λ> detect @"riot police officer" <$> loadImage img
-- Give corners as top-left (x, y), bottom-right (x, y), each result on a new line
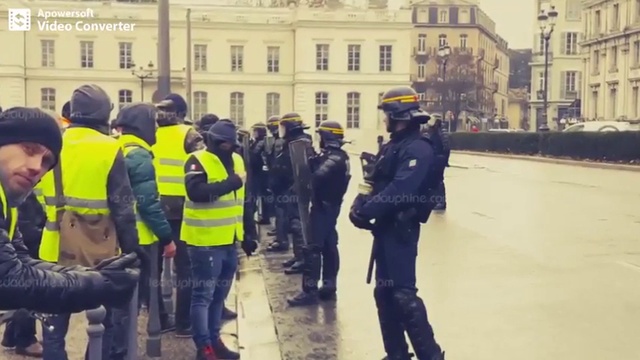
top-left (264, 116), bottom-right (281, 238)
top-left (349, 87), bottom-right (445, 360)
top-left (266, 113), bottom-right (308, 274)
top-left (422, 119), bottom-right (450, 210)
top-left (288, 120), bottom-right (350, 306)
top-left (249, 123), bottom-right (271, 224)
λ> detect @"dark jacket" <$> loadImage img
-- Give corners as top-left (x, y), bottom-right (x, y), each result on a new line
top-left (67, 124), bottom-right (139, 253)
top-left (0, 202), bottom-right (119, 313)
top-left (311, 147), bottom-right (351, 207)
top-left (17, 193), bottom-right (45, 259)
top-left (116, 104), bottom-right (173, 246)
top-left (157, 117), bottom-right (205, 219)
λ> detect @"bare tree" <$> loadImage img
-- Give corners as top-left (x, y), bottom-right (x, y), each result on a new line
top-left (424, 52), bottom-right (480, 119)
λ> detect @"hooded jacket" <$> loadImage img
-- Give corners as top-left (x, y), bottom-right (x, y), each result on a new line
top-left (67, 84), bottom-right (139, 253)
top-left (116, 104), bottom-right (172, 246)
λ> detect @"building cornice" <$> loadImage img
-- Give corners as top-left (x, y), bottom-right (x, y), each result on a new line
top-left (581, 0), bottom-right (609, 10)
top-left (581, 26), bottom-right (640, 46)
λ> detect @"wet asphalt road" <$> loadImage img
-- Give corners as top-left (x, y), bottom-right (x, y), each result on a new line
top-left (259, 153), bottom-right (640, 360)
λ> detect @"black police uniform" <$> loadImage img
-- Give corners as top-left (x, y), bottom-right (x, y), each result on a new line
top-left (288, 121), bottom-right (351, 306)
top-left (424, 123), bottom-right (450, 210)
top-left (236, 129), bottom-right (259, 242)
top-left (350, 87), bottom-right (445, 360)
top-left (249, 123), bottom-right (271, 224)
top-left (263, 116), bottom-right (280, 238)
top-left (266, 113), bottom-right (308, 273)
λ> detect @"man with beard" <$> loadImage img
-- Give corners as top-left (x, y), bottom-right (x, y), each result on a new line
top-left (0, 107), bottom-right (139, 314)
top-left (182, 121), bottom-right (257, 360)
top-left (115, 103), bottom-right (177, 334)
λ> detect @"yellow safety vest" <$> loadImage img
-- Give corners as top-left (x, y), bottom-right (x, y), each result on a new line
top-left (0, 184), bottom-right (17, 240)
top-left (181, 150), bottom-right (245, 247)
top-left (119, 134), bottom-right (158, 246)
top-left (39, 127), bottom-right (120, 262)
top-left (152, 124), bottom-right (191, 197)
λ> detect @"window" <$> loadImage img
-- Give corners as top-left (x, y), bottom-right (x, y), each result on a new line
top-left (564, 71), bottom-right (577, 93)
top-left (538, 72), bottom-right (545, 92)
top-left (193, 91), bottom-right (208, 120)
top-left (612, 3), bottom-right (619, 30)
top-left (417, 34), bottom-right (426, 53)
top-left (636, 0), bottom-right (640, 22)
top-left (194, 44), bottom-right (207, 71)
top-left (609, 88), bottom-right (617, 118)
top-left (459, 34), bottom-right (468, 49)
top-left (438, 34), bottom-right (447, 47)
top-left (80, 41), bottom-right (94, 68)
top-left (379, 45), bottom-right (392, 72)
top-left (595, 10), bottom-right (601, 34)
top-left (316, 44), bottom-right (329, 71)
top-left (230, 92), bottom-right (244, 126)
top-left (417, 61), bottom-right (426, 79)
top-left (634, 41), bottom-right (640, 66)
top-left (118, 90), bottom-right (132, 109)
top-left (347, 44), bottom-right (361, 71)
top-left (591, 90), bottom-right (599, 117)
top-left (40, 88), bottom-right (55, 111)
top-left (231, 46), bottom-right (243, 72)
top-left (564, 32), bottom-right (578, 55)
top-left (346, 92), bottom-right (360, 129)
top-left (314, 92), bottom-right (328, 127)
top-left (439, 10), bottom-right (447, 23)
top-left (610, 46), bottom-right (618, 71)
top-left (565, 0), bottom-right (581, 20)
top-left (267, 46), bottom-right (280, 73)
top-left (266, 92), bottom-right (280, 118)
top-left (119, 42), bottom-right (132, 69)
top-left (538, 35), bottom-right (545, 53)
top-left (593, 50), bottom-right (600, 73)
top-left (41, 40), bottom-right (54, 67)
top-left (633, 86), bottom-right (639, 118)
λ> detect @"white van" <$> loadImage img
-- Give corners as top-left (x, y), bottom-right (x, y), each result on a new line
top-left (562, 121), bottom-right (638, 132)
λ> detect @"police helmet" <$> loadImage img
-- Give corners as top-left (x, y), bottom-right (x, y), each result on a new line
top-left (316, 120), bottom-right (344, 147)
top-left (266, 115), bottom-right (279, 134)
top-left (279, 112), bottom-right (305, 132)
top-left (251, 122), bottom-right (268, 138)
top-left (378, 87), bottom-right (430, 124)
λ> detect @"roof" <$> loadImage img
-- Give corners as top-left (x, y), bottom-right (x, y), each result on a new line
top-left (411, 0), bottom-right (478, 6)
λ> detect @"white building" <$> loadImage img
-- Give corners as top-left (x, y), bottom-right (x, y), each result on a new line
top-left (0, 0), bottom-right (412, 149)
top-left (581, 0), bottom-right (640, 120)
top-left (529, 0), bottom-right (583, 130)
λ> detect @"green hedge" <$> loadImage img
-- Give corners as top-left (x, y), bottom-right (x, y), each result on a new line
top-left (449, 132), bottom-right (640, 162)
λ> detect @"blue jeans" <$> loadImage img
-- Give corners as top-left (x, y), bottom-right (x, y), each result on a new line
top-left (188, 244), bottom-right (238, 349)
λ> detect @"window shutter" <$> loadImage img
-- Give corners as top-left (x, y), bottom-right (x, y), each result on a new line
top-left (560, 71), bottom-right (566, 98)
top-left (576, 72), bottom-right (582, 98)
top-left (560, 32), bottom-right (567, 55)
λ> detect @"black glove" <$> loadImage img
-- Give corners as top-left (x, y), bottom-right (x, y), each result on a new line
top-left (349, 209), bottom-right (374, 230)
top-left (241, 239), bottom-right (258, 256)
top-left (93, 253), bottom-right (141, 308)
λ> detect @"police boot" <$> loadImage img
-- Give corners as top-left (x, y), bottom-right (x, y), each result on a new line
top-left (318, 278), bottom-right (337, 301)
top-left (287, 290), bottom-right (318, 306)
top-left (266, 242), bottom-right (288, 252)
top-left (374, 287), bottom-right (411, 359)
top-left (282, 257), bottom-right (297, 267)
top-left (392, 289), bottom-right (442, 360)
top-left (381, 354), bottom-right (414, 360)
top-left (284, 260), bottom-right (305, 275)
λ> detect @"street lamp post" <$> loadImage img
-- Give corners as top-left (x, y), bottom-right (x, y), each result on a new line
top-left (131, 61), bottom-right (155, 101)
top-left (438, 45), bottom-right (451, 132)
top-left (537, 5), bottom-right (558, 131)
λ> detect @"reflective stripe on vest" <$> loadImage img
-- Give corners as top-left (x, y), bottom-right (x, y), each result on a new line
top-left (180, 150), bottom-right (245, 246)
top-left (120, 134), bottom-right (158, 245)
top-left (152, 124), bottom-right (191, 197)
top-left (0, 184), bottom-right (17, 240)
top-left (39, 127), bottom-right (120, 262)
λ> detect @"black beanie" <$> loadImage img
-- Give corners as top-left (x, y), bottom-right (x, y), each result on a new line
top-left (0, 107), bottom-right (62, 169)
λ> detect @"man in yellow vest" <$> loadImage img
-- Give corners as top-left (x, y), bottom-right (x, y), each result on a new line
top-left (38, 85), bottom-right (141, 360)
top-left (114, 103), bottom-right (177, 332)
top-left (183, 121), bottom-right (256, 360)
top-left (0, 106), bottom-right (139, 312)
top-left (153, 93), bottom-right (204, 336)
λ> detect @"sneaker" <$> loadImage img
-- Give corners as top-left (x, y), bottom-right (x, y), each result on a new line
top-left (175, 327), bottom-right (192, 338)
top-left (196, 345), bottom-right (217, 360)
top-left (212, 338), bottom-right (240, 360)
top-left (160, 316), bottom-right (176, 334)
top-left (222, 307), bottom-right (237, 321)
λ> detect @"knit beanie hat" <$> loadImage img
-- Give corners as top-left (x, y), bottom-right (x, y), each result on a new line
top-left (0, 107), bottom-right (62, 169)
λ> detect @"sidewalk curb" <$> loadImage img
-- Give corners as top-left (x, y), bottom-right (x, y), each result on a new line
top-left (453, 150), bottom-right (640, 172)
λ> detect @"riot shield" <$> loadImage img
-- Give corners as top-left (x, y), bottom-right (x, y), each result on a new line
top-left (265, 136), bottom-right (275, 155)
top-left (238, 130), bottom-right (253, 207)
top-left (288, 138), bottom-right (313, 246)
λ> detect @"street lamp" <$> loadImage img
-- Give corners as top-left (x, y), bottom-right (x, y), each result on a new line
top-left (437, 45), bottom-right (451, 132)
top-left (131, 61), bottom-right (155, 101)
top-left (537, 5), bottom-right (558, 131)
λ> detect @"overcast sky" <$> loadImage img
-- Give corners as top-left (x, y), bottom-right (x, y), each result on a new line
top-left (479, 0), bottom-right (535, 49)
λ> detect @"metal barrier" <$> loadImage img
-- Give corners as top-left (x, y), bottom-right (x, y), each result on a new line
top-left (162, 257), bottom-right (174, 316)
top-left (86, 306), bottom-right (106, 359)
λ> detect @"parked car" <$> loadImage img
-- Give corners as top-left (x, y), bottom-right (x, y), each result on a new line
top-left (562, 121), bottom-right (639, 132)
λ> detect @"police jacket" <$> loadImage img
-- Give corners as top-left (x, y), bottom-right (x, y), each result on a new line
top-left (357, 127), bottom-right (435, 223)
top-left (426, 127), bottom-right (450, 168)
top-left (270, 131), bottom-right (308, 194)
top-left (0, 193), bottom-right (123, 313)
top-left (311, 147), bottom-right (351, 207)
